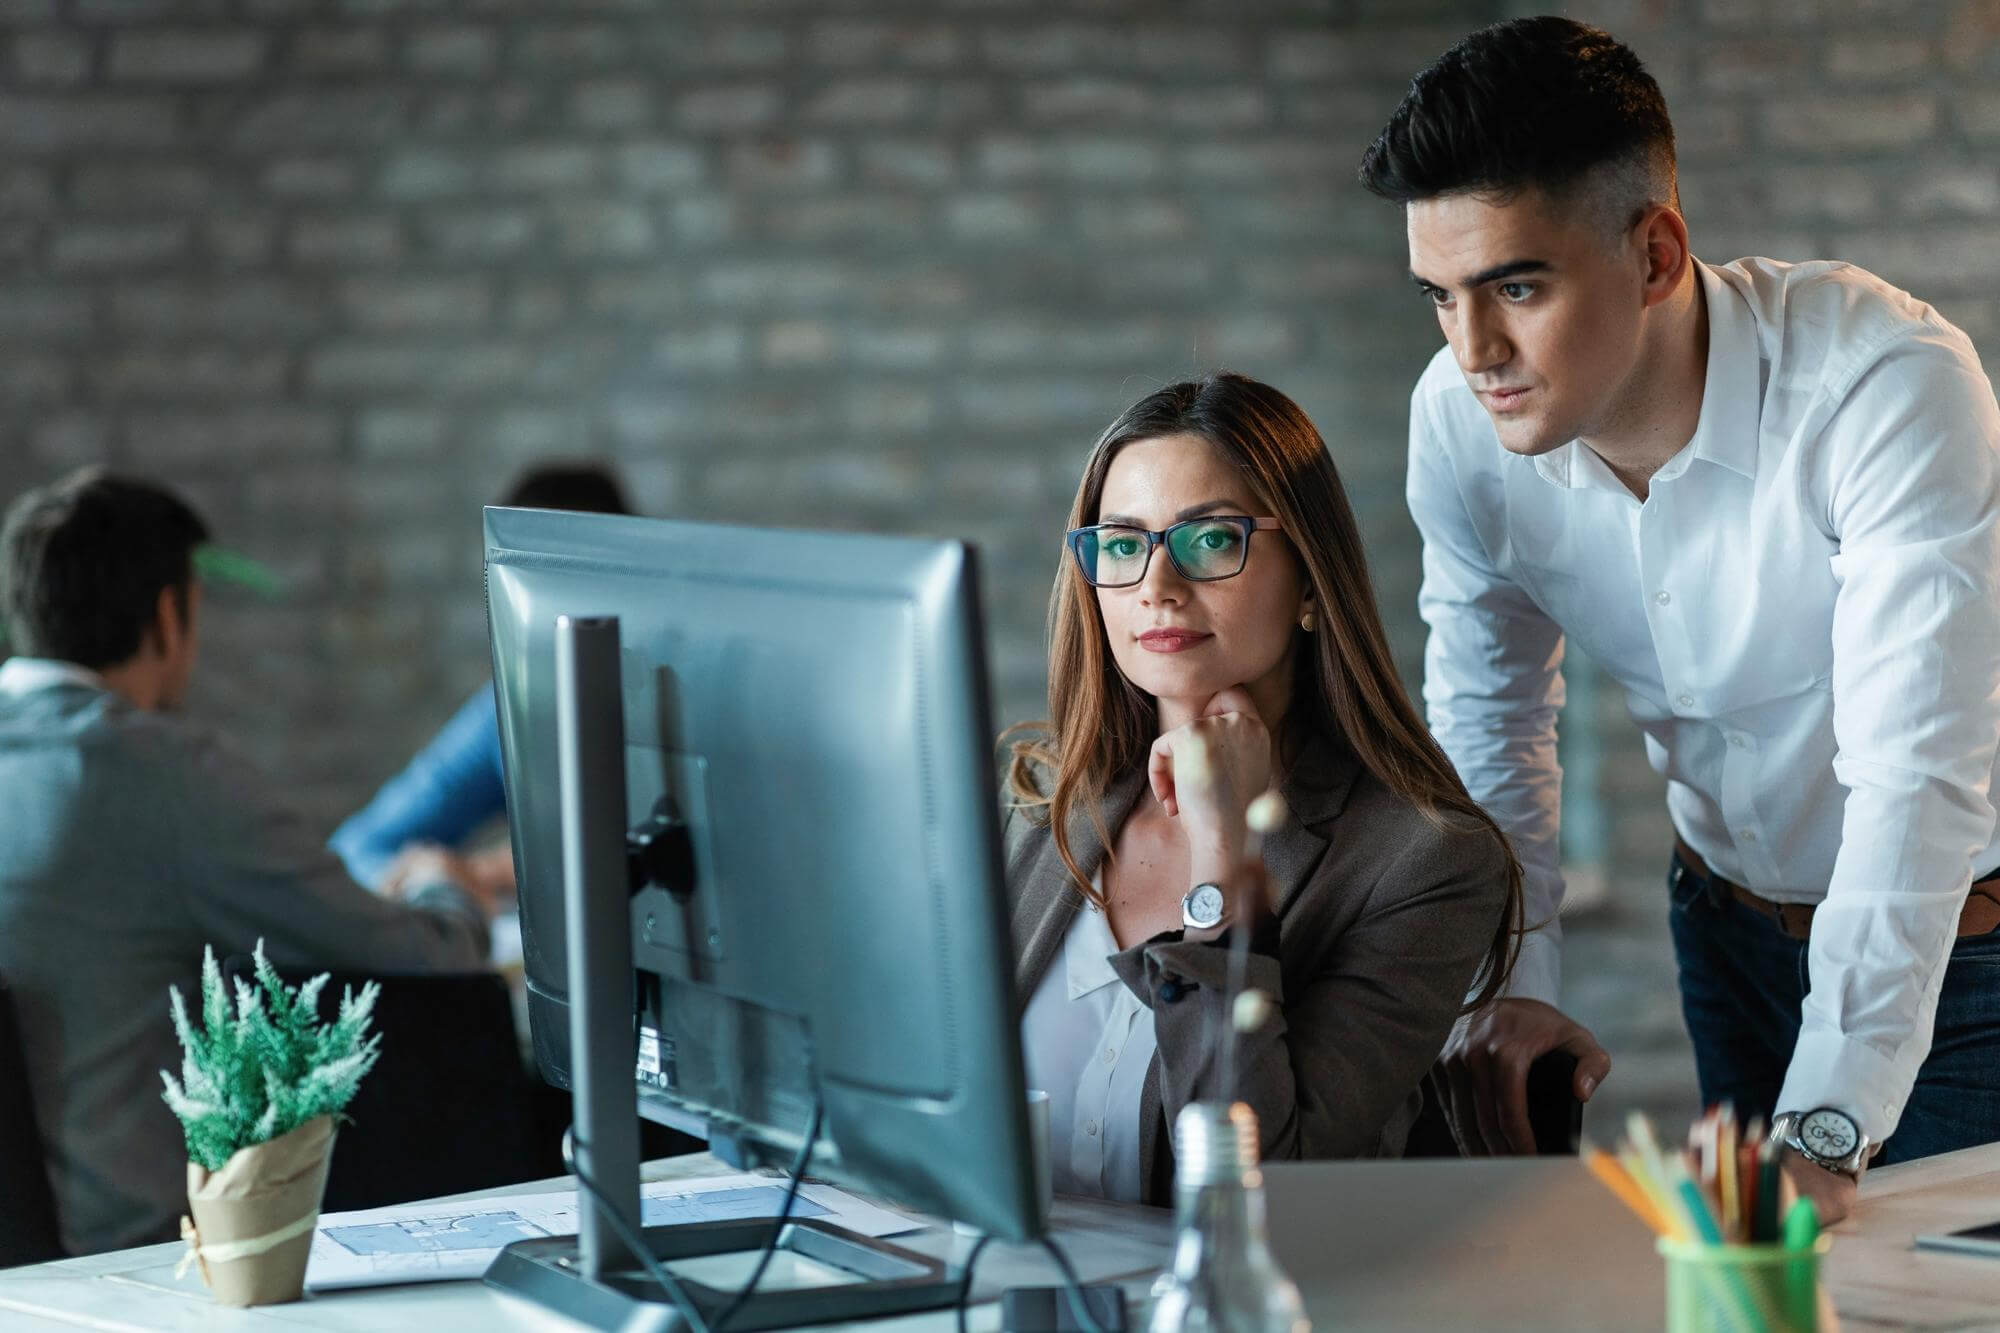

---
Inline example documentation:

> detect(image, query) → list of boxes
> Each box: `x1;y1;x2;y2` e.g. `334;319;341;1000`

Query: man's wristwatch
1770;1107;1872;1178
1181;882;1227;930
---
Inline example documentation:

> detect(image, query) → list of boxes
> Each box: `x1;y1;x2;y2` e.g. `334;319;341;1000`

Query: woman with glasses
1005;372;1524;1204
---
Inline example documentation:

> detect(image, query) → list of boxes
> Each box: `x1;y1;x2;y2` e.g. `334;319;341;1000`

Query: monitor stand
486;1219;960;1332
483;615;964;1331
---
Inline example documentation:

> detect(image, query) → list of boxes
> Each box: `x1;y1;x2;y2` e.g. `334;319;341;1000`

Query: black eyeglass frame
1064;515;1283;589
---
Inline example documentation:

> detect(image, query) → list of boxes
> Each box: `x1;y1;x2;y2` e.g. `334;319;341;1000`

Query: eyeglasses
1065;516;1282;589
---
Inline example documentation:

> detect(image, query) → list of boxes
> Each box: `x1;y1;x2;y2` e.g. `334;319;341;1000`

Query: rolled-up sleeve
1782;331;2000;1139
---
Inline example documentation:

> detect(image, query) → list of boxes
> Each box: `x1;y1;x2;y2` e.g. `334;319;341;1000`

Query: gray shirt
0;665;489;1255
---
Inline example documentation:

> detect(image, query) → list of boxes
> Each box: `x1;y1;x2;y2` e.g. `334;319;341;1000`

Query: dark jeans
1666;850;2000;1165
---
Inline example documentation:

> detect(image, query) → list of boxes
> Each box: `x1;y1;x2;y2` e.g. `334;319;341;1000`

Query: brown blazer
1005;737;1511;1206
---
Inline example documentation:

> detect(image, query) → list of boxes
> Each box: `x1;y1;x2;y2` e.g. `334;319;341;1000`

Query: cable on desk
711;1096;826;1333
952;1230;1109;1333
566;1149;712;1333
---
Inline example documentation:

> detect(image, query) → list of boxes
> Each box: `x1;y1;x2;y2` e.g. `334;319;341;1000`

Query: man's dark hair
1;468;210;668
500;461;633;516
1358;16;1678;223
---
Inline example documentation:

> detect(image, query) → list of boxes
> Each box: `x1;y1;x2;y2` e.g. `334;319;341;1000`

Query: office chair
0;973;65;1267
219;958;560;1212
1404;1049;1584;1157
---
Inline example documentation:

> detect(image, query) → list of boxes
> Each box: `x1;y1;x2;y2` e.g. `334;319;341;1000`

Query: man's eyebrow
1097;499;1239;527
1408;258;1552;290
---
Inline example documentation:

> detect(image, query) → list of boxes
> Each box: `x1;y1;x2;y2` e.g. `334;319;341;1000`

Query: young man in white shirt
1361;17;2000;1223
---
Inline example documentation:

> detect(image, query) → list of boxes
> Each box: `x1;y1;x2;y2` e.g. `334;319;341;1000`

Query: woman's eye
1104;537;1141;557
1198;529;1235;550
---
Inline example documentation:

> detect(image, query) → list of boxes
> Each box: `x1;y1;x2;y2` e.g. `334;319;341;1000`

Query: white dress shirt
0;658;106;696
1019;877;1158;1203
1408;256;2000;1141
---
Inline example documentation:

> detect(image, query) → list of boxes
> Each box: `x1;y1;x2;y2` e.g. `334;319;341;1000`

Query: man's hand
378;842;508;919
1440;997;1611;1155
1779;1148;1859;1227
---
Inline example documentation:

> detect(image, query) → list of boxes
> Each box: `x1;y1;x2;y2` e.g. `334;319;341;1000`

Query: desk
3;1146;1997;1332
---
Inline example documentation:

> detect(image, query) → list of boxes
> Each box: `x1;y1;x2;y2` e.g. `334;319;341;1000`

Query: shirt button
1655;590;1671;606
1102;1047;1116;1066
1085;1120;1099;1137
1729;733;1748;749
1740;829;1758;843
1677;693;1694;709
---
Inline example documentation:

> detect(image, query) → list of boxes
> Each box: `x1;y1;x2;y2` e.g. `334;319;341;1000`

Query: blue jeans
1666;850;2000;1164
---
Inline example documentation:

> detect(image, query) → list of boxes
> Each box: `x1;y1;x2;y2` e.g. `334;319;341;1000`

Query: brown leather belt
1673;837;2000;941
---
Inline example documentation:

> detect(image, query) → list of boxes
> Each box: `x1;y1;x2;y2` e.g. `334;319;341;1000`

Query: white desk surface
3;1143;1997;1332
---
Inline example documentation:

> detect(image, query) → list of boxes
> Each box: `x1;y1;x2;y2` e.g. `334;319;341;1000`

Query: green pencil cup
1658;1235;1833;1333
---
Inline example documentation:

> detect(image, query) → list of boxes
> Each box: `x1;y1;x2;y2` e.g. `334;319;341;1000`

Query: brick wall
5;0;1997;1133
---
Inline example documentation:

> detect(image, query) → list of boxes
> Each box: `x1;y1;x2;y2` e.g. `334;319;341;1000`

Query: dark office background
2;0;1994;1130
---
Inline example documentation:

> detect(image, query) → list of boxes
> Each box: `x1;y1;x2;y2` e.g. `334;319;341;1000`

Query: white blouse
1018;877;1158;1203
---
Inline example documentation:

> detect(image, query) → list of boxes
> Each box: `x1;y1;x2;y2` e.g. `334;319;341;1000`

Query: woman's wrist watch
1769;1107;1872;1178
1181;881;1227;930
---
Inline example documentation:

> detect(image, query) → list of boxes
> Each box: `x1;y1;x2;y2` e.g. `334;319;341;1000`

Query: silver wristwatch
1770;1107;1871;1178
1181;882;1226;930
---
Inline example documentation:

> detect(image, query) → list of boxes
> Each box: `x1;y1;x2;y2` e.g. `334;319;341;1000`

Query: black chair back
0;974;65;1267
1405;1049;1584;1157
219;959;560;1212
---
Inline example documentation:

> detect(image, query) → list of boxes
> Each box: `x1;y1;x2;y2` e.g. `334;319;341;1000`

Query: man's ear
144;584;181;661
1636;205;1692;310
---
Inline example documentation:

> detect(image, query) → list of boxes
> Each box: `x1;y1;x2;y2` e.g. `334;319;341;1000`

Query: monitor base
484;1217;960;1332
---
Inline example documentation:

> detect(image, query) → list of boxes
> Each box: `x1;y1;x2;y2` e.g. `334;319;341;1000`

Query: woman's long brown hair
1006;372;1524;1010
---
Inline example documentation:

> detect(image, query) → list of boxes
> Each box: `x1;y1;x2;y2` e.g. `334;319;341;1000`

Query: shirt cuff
1495;925;1561;1008
1777;1026;1913;1144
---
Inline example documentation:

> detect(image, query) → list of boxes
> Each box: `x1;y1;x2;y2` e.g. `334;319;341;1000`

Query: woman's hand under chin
1146;685;1273;860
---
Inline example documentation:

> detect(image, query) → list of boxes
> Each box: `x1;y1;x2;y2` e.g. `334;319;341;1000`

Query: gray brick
289;26;390;74
1076;197;1191;243
1962;93;2000;144
975;135;1164;185
1181;139;1331;185
203;215;278;268
571;77;654;130
50;219;191;271
108;29;267;83
263;157;360;198
510;23;624;70
406;25;498;75
614;141;706;192
980;23;1128;73
1163;86;1268;131
1135;25;1246;72
1826;34;1933;81
725;140;840;190
1832;227;2000;290
668;195;738;246
307;340;533;395
0;0;55;18
112;278;325;337
0;165;53;210
553;201;657;260
377;147;478;200
675;84;783;134
11;30;93;87
289;214;403;264
1695;40;1807;95
355;407;450;459
0;95;179;151
650;325;747;376
230;90;406;147
92;348;288;399
0;286;92;339
70;162;215;210
124;408;338;465
338;275;494;331
653;21;787;70
416;207;540;259
31;413;111;467
808;20;958;68
850;323;946;371
0;356;69;401
945;192;1044;243
501;280;567;332
804;77;925;126
492;143;599;192
1764;94;1938;151
1901;165;2000;218
858;139;955;188
1021;78;1153;125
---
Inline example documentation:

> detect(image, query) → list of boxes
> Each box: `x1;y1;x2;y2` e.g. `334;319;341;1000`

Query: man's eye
1498;282;1535;302
1423;287;1451;307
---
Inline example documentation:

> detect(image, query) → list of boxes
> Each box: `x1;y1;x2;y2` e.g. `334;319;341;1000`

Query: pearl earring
1300;610;1317;633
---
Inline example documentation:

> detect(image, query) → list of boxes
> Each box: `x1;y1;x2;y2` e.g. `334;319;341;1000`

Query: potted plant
160;942;380;1306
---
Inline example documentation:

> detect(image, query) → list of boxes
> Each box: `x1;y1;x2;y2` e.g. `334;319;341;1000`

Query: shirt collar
1065;871;1123;1000
0;657;107;696
1531;257;1765;490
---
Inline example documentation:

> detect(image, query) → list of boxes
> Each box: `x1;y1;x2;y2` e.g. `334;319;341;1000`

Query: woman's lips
1138;629;1212;653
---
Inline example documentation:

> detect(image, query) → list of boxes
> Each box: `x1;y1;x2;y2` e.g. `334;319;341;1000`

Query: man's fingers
1442;1057;1488;1158
1462;1044;1511;1155
1567;1037;1612;1101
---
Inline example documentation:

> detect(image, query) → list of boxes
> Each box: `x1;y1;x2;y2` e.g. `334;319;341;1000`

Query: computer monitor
479;507;1041;1326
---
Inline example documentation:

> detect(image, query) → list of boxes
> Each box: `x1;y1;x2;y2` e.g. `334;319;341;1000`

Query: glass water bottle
1147;1101;1310;1333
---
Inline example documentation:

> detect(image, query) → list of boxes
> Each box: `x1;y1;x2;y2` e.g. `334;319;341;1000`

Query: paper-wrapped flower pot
179;1113;336;1307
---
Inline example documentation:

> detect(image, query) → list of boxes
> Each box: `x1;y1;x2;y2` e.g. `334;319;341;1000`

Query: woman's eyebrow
1097;498;1240;527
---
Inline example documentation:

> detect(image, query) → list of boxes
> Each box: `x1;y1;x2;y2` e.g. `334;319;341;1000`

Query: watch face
1800;1109;1859;1161
1185;883;1226;927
